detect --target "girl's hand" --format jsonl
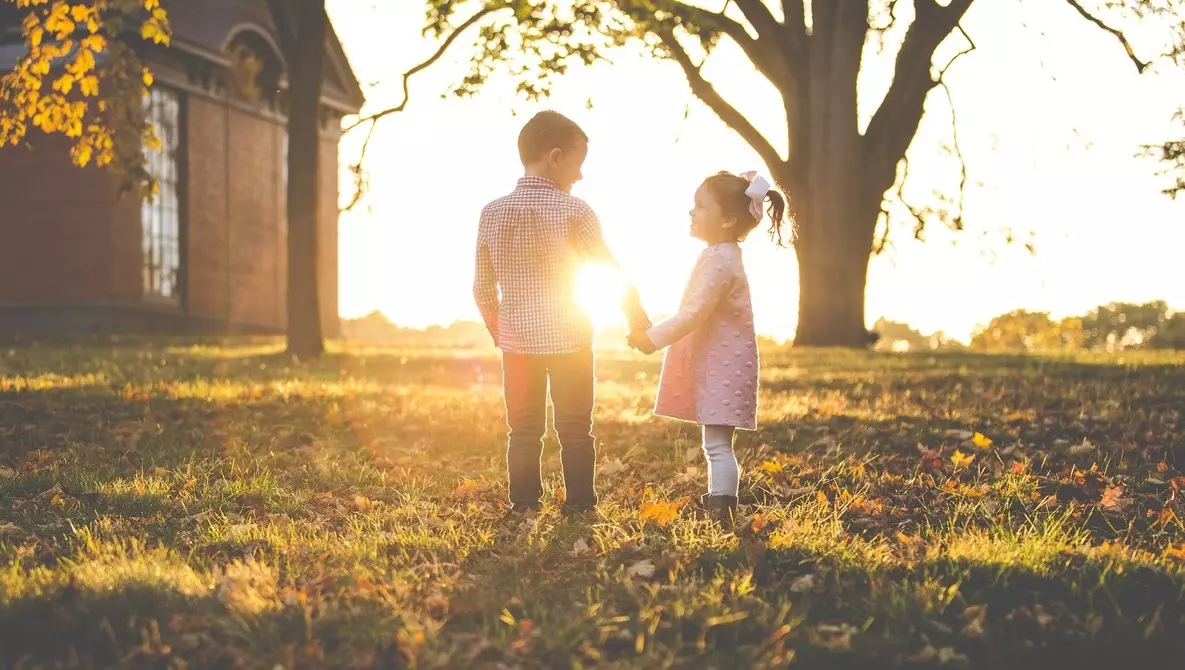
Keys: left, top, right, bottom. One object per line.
{"left": 627, "top": 330, "right": 657, "bottom": 355}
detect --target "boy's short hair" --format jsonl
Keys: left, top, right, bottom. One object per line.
{"left": 517, "top": 111, "right": 588, "bottom": 165}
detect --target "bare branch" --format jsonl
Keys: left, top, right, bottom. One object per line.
{"left": 781, "top": 0, "right": 808, "bottom": 55}
{"left": 864, "top": 0, "right": 974, "bottom": 196}
{"left": 733, "top": 0, "right": 783, "bottom": 40}
{"left": 1063, "top": 0, "right": 1149, "bottom": 73}
{"left": 939, "top": 78, "right": 967, "bottom": 232}
{"left": 663, "top": 0, "right": 794, "bottom": 88}
{"left": 342, "top": 5, "right": 504, "bottom": 135}
{"left": 656, "top": 23, "right": 783, "bottom": 171}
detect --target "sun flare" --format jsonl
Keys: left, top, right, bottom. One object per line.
{"left": 576, "top": 264, "right": 628, "bottom": 331}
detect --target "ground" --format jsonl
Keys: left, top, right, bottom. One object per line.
{"left": 1, "top": 339, "right": 1184, "bottom": 668}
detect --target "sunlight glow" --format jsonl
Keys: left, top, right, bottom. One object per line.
{"left": 576, "top": 264, "right": 628, "bottom": 331}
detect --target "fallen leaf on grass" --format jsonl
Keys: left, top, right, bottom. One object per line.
{"left": 1165, "top": 544, "right": 1185, "bottom": 561}
{"left": 950, "top": 450, "right": 975, "bottom": 469}
{"left": 425, "top": 593, "right": 449, "bottom": 619}
{"left": 971, "top": 433, "right": 993, "bottom": 450}
{"left": 601, "top": 458, "right": 626, "bottom": 476}
{"left": 1100, "top": 485, "right": 1125, "bottom": 510}
{"left": 354, "top": 495, "right": 376, "bottom": 511}
{"left": 454, "top": 479, "right": 482, "bottom": 500}
{"left": 0, "top": 522, "right": 25, "bottom": 539}
{"left": 790, "top": 574, "right": 817, "bottom": 593}
{"left": 759, "top": 460, "right": 783, "bottom": 474}
{"left": 639, "top": 500, "right": 681, "bottom": 527}
{"left": 961, "top": 604, "right": 987, "bottom": 638}
{"left": 626, "top": 559, "right": 656, "bottom": 579}
{"left": 808, "top": 623, "right": 857, "bottom": 652}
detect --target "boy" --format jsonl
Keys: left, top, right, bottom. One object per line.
{"left": 473, "top": 110, "right": 649, "bottom": 515}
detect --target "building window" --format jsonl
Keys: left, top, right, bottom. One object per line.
{"left": 141, "top": 87, "right": 182, "bottom": 302}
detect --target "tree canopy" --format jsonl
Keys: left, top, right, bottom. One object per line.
{"left": 0, "top": 0, "right": 170, "bottom": 200}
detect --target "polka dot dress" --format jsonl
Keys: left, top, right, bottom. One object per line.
{"left": 646, "top": 243, "right": 759, "bottom": 430}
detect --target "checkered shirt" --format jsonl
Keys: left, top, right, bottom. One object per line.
{"left": 473, "top": 176, "right": 611, "bottom": 355}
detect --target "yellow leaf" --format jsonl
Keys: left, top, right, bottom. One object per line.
{"left": 950, "top": 449, "right": 975, "bottom": 469}
{"left": 79, "top": 75, "right": 99, "bottom": 97}
{"left": 52, "top": 75, "right": 73, "bottom": 94}
{"left": 971, "top": 433, "right": 993, "bottom": 450}
{"left": 353, "top": 495, "right": 375, "bottom": 511}
{"left": 69, "top": 5, "right": 90, "bottom": 22}
{"left": 639, "top": 500, "right": 680, "bottom": 527}
{"left": 142, "top": 68, "right": 154, "bottom": 87}
{"left": 759, "top": 460, "right": 783, "bottom": 474}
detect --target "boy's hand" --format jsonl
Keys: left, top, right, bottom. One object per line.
{"left": 622, "top": 285, "right": 652, "bottom": 332}
{"left": 627, "top": 330, "right": 657, "bottom": 355}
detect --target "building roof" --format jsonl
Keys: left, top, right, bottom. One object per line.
{"left": 0, "top": 0, "right": 365, "bottom": 113}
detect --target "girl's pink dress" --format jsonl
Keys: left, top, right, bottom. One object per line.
{"left": 645, "top": 243, "right": 758, "bottom": 430}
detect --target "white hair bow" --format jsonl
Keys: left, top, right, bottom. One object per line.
{"left": 739, "top": 171, "right": 771, "bottom": 221}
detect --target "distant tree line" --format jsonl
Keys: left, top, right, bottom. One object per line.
{"left": 967, "top": 301, "right": 1185, "bottom": 353}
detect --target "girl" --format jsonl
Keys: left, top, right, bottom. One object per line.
{"left": 628, "top": 171, "right": 789, "bottom": 526}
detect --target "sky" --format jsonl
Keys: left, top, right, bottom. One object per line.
{"left": 325, "top": 0, "right": 1185, "bottom": 343}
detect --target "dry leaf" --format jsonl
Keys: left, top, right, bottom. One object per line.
{"left": 353, "top": 495, "right": 376, "bottom": 511}
{"left": 453, "top": 479, "right": 481, "bottom": 499}
{"left": 808, "top": 623, "right": 856, "bottom": 652}
{"left": 950, "top": 449, "right": 975, "bottom": 469}
{"left": 971, "top": 433, "right": 993, "bottom": 450}
{"left": 572, "top": 538, "right": 591, "bottom": 556}
{"left": 790, "top": 574, "right": 817, "bottom": 593}
{"left": 961, "top": 604, "right": 987, "bottom": 638}
{"left": 0, "top": 522, "right": 25, "bottom": 538}
{"left": 639, "top": 500, "right": 680, "bottom": 527}
{"left": 1069, "top": 440, "right": 1096, "bottom": 455}
{"left": 425, "top": 593, "right": 449, "bottom": 619}
{"left": 601, "top": 458, "right": 626, "bottom": 476}
{"left": 627, "top": 559, "right": 656, "bottom": 578}
{"left": 759, "top": 460, "right": 784, "bottom": 474}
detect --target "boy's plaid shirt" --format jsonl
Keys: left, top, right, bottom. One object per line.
{"left": 473, "top": 176, "right": 613, "bottom": 355}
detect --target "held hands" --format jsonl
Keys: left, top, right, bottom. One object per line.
{"left": 627, "top": 329, "right": 657, "bottom": 355}
{"left": 622, "top": 284, "right": 657, "bottom": 354}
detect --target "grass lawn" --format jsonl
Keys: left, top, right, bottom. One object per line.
{"left": 1, "top": 339, "right": 1184, "bottom": 668}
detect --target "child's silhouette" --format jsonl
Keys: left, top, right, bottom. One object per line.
{"left": 473, "top": 111, "right": 649, "bottom": 515}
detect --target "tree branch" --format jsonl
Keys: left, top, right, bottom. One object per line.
{"left": 863, "top": 0, "right": 974, "bottom": 196}
{"left": 339, "top": 4, "right": 506, "bottom": 212}
{"left": 780, "top": 0, "right": 808, "bottom": 57}
{"left": 939, "top": 78, "right": 967, "bottom": 232}
{"left": 1063, "top": 0, "right": 1149, "bottom": 73}
{"left": 342, "top": 5, "right": 503, "bottom": 135}
{"left": 656, "top": 23, "right": 783, "bottom": 171}
{"left": 733, "top": 0, "right": 783, "bottom": 40}
{"left": 661, "top": 0, "right": 794, "bottom": 88}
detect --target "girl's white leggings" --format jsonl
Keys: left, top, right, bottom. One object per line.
{"left": 701, "top": 424, "right": 738, "bottom": 497}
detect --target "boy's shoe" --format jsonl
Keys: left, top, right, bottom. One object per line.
{"left": 702, "top": 495, "right": 738, "bottom": 530}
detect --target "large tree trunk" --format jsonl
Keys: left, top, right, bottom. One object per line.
{"left": 792, "top": 210, "right": 875, "bottom": 348}
{"left": 786, "top": 0, "right": 880, "bottom": 348}
{"left": 285, "top": 0, "right": 327, "bottom": 359}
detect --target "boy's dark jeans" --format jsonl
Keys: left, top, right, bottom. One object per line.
{"left": 502, "top": 348, "right": 597, "bottom": 510}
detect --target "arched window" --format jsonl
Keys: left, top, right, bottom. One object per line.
{"left": 223, "top": 28, "right": 283, "bottom": 106}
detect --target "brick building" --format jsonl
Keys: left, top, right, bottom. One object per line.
{"left": 0, "top": 0, "right": 363, "bottom": 336}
